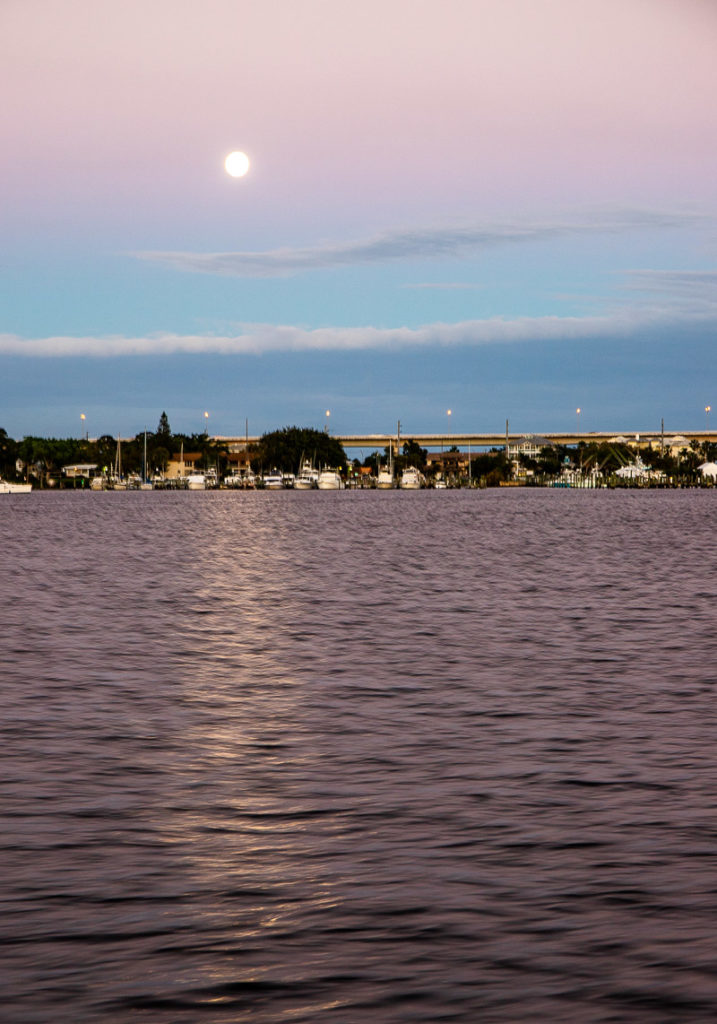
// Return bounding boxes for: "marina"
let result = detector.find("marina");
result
[6,418,716,493]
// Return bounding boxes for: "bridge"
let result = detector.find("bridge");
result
[214,429,717,453]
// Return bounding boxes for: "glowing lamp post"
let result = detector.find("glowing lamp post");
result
[325,409,330,433]
[576,407,581,436]
[80,413,86,440]
[204,411,209,435]
[442,408,451,455]
[706,405,711,431]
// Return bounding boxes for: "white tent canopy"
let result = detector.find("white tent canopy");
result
[698,462,717,478]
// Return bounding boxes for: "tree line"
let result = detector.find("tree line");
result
[1,417,714,486]
[0,413,227,484]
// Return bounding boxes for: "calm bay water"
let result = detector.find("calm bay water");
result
[2,488,717,1023]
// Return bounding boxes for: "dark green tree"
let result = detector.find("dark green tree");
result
[401,439,427,469]
[470,450,511,485]
[152,446,170,473]
[157,411,171,440]
[0,429,19,478]
[250,426,346,473]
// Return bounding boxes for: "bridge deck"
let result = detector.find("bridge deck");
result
[214,430,717,451]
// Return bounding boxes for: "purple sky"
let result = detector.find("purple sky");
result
[2,0,716,438]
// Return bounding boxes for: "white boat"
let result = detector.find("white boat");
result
[294,459,319,489]
[377,443,396,488]
[186,473,206,490]
[262,472,285,489]
[317,469,344,490]
[224,471,256,488]
[377,466,395,489]
[0,478,32,493]
[400,466,425,489]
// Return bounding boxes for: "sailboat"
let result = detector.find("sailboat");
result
[139,430,153,489]
[111,435,128,489]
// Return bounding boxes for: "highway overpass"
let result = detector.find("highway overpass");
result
[215,430,717,452]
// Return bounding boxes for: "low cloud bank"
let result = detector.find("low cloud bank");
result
[1,303,713,359]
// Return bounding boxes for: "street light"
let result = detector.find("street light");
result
[80,413,86,440]
[706,405,711,430]
[325,409,330,433]
[445,409,452,454]
[576,407,581,435]
[204,411,209,435]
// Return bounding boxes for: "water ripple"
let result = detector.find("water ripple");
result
[2,489,717,1021]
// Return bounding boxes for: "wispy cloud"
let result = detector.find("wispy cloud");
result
[624,269,717,298]
[2,297,714,359]
[135,208,708,279]
[402,282,487,290]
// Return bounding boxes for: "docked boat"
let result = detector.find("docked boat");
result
[186,473,206,490]
[294,459,319,489]
[109,435,127,488]
[400,466,425,489]
[377,443,396,488]
[138,431,154,489]
[262,471,285,489]
[0,478,32,493]
[317,469,344,490]
[224,471,256,488]
[377,466,395,489]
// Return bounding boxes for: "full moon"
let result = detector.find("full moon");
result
[224,151,250,178]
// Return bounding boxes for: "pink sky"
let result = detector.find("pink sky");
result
[1,1,716,435]
[4,0,716,245]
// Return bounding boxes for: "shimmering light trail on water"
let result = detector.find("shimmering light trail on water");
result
[2,490,717,1022]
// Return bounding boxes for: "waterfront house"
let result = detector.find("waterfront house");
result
[165,452,202,479]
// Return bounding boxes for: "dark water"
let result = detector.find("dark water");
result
[3,489,717,1023]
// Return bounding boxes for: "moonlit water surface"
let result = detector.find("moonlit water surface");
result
[3,489,717,1023]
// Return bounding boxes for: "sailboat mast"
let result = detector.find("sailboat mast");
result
[115,434,122,480]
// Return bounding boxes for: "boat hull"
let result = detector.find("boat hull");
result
[0,481,32,493]
[317,471,343,490]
